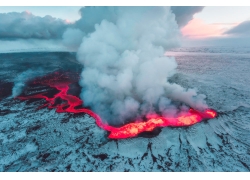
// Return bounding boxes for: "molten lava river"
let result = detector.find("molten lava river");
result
[18,71,217,139]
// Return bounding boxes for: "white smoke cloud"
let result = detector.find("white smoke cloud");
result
[76,7,208,125]
[11,69,45,98]
[62,28,85,50]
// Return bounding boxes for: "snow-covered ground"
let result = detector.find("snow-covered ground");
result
[0,47,250,171]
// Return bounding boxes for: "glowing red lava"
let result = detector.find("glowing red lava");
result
[108,108,216,139]
[18,72,217,139]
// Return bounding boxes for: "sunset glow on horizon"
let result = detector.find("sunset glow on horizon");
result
[181,18,239,39]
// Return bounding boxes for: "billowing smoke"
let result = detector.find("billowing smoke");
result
[76,7,208,125]
[62,28,85,50]
[11,69,45,98]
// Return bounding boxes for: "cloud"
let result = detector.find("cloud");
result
[62,28,85,50]
[0,11,70,39]
[75,7,118,34]
[224,20,250,37]
[170,6,204,27]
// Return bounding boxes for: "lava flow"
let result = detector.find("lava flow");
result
[18,71,217,139]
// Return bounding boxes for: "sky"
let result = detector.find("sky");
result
[0,5,250,52]
[181,7,250,38]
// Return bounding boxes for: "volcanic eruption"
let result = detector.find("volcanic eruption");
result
[76,7,210,124]
[17,7,217,139]
[17,71,216,139]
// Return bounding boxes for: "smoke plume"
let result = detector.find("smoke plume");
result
[62,28,85,50]
[76,7,208,126]
[11,69,45,98]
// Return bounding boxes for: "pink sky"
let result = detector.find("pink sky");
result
[181,18,239,39]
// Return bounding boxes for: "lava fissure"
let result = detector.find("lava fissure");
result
[18,72,217,139]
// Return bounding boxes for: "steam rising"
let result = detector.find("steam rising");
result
[12,69,45,98]
[76,7,208,125]
[62,28,84,50]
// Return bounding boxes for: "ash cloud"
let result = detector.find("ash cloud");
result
[0,11,69,39]
[170,6,204,27]
[76,7,208,125]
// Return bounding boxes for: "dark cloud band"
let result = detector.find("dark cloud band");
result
[170,6,204,27]
[224,20,250,37]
